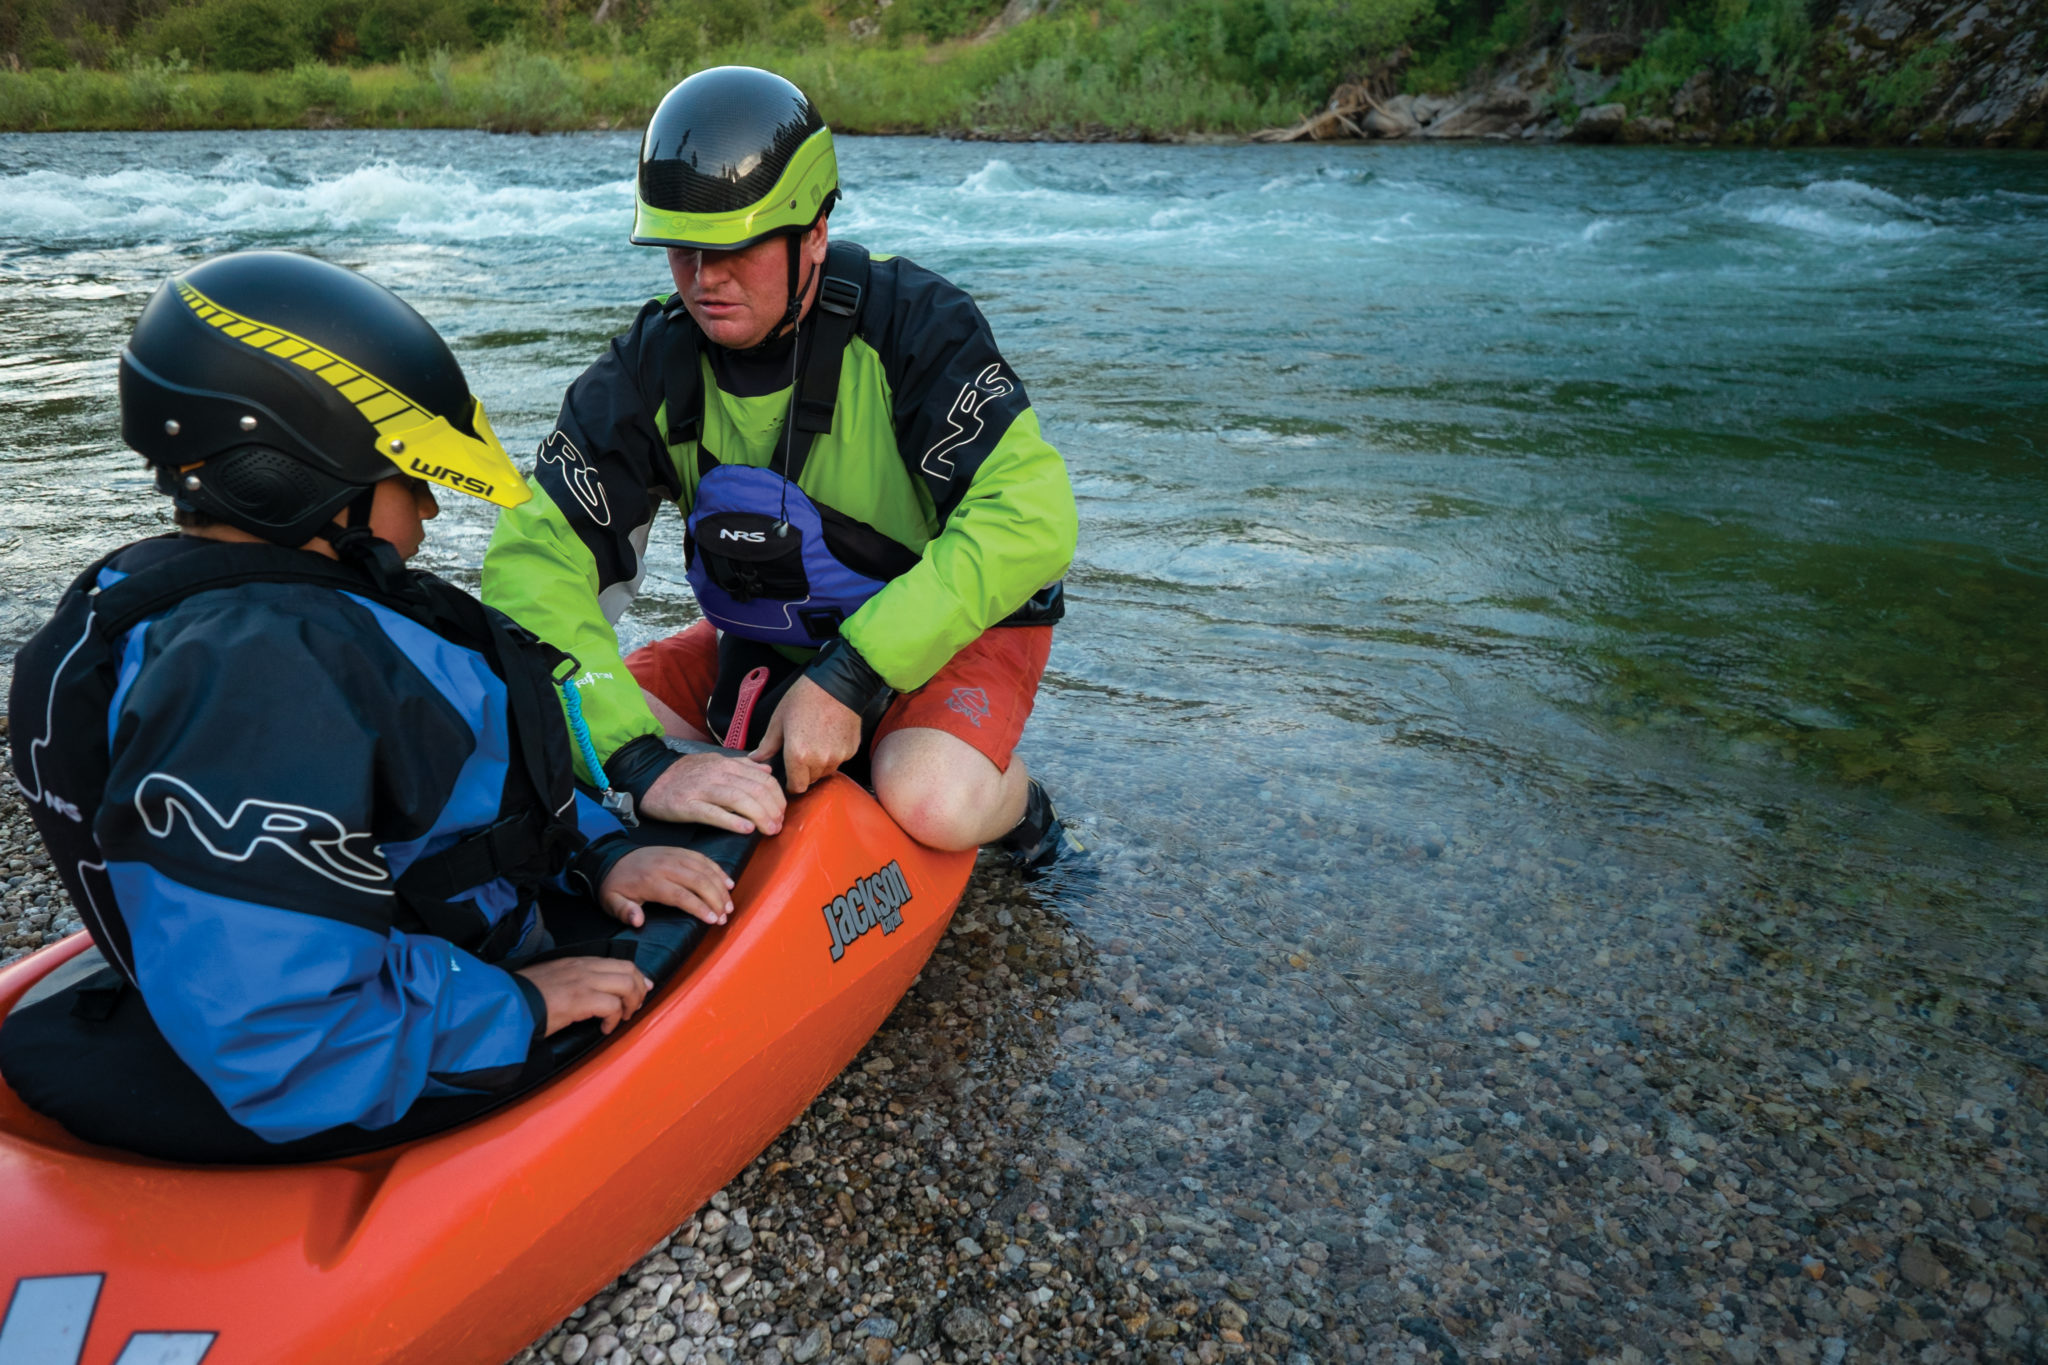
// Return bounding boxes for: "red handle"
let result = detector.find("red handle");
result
[725,667,771,750]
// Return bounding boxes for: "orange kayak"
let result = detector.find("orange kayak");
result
[0,774,972,1365]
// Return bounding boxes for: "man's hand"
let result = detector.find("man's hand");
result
[515,958,654,1036]
[599,844,735,927]
[639,750,786,834]
[751,676,862,794]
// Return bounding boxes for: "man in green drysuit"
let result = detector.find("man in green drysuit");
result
[481,65,1079,870]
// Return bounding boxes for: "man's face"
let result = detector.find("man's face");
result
[669,219,828,350]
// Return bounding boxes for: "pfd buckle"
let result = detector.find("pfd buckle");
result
[819,276,862,318]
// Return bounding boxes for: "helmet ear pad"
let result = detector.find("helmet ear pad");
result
[160,445,373,548]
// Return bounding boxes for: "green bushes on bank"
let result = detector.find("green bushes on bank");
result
[1,0,1446,136]
[1605,0,1815,111]
[2,0,1436,128]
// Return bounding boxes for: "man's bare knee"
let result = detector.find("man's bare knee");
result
[872,728,1021,851]
[874,759,986,851]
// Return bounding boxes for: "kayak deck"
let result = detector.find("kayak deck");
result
[0,775,973,1365]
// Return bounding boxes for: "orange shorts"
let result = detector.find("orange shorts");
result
[624,622,1051,774]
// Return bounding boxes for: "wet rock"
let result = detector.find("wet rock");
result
[1671,70,1716,121]
[1567,103,1628,141]
[1364,106,1419,138]
[1898,1239,1947,1290]
[941,1306,991,1345]
[1427,80,1540,137]
[788,1325,828,1363]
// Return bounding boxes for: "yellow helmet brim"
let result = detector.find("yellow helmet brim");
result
[377,399,531,510]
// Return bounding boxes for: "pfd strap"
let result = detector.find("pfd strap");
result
[661,299,704,448]
[783,242,871,488]
[398,812,554,902]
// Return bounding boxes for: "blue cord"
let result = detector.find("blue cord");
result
[558,675,609,788]
[560,670,637,826]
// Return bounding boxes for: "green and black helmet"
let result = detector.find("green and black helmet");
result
[120,250,527,549]
[632,66,840,251]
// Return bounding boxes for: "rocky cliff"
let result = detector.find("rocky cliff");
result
[1261,0,2045,147]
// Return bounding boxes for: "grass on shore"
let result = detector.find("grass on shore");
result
[0,17,1325,138]
[0,41,1303,138]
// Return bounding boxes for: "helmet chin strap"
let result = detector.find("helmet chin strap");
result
[317,484,407,591]
[767,230,820,346]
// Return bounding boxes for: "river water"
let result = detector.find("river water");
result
[3,133,2046,1358]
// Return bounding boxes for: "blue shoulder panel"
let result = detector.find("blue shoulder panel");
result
[341,594,525,923]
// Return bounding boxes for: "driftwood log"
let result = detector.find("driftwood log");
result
[1251,82,1382,143]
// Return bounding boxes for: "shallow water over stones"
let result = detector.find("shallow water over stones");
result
[2,133,2045,1361]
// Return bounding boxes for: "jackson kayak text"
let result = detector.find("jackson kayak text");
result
[824,862,911,961]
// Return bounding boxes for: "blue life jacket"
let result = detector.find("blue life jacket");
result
[672,243,918,649]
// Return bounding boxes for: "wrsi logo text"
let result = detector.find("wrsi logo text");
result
[823,861,911,962]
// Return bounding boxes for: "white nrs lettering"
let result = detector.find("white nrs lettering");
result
[35,787,81,823]
[823,860,911,962]
[535,430,611,526]
[921,364,1016,481]
[718,528,767,544]
[134,772,392,895]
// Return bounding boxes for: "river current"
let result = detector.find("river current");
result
[3,134,2045,1356]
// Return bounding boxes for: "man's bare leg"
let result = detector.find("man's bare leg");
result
[644,688,713,743]
[871,725,1031,852]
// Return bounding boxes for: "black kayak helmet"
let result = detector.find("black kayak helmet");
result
[632,66,839,252]
[633,66,841,343]
[120,250,528,550]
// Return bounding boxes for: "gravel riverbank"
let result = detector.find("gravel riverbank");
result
[3,737,2043,1363]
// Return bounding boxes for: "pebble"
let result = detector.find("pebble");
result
[940,1305,991,1345]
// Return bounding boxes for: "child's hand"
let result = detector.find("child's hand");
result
[598,845,736,927]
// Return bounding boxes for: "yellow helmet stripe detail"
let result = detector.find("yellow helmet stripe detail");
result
[173,280,440,442]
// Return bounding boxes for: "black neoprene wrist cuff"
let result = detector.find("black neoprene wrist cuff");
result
[570,830,638,896]
[605,732,682,804]
[805,637,894,720]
